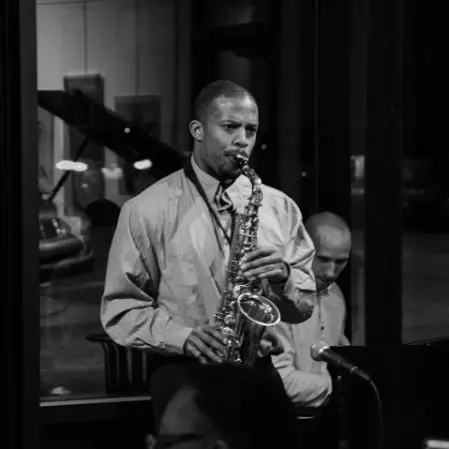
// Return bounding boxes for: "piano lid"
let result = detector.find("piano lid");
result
[38,89,188,174]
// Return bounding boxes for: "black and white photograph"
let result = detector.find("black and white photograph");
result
[2,1,449,449]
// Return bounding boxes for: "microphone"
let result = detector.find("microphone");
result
[310,341,372,382]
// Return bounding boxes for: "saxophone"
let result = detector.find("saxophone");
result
[214,151,281,366]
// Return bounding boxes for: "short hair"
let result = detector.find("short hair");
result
[181,362,299,449]
[193,80,255,123]
[305,211,351,243]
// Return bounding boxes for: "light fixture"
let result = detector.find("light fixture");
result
[133,159,152,170]
[55,160,88,172]
[101,165,123,180]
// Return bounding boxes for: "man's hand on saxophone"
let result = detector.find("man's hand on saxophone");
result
[183,325,227,364]
[184,325,283,363]
[257,328,284,358]
[239,246,290,285]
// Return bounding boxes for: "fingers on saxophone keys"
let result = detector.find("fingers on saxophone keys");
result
[188,344,208,364]
[191,337,223,363]
[238,266,256,280]
[206,328,228,346]
[206,348,224,364]
[258,268,282,279]
[200,338,225,363]
[207,340,227,362]
[186,342,202,361]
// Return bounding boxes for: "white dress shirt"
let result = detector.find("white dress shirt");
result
[272,282,349,409]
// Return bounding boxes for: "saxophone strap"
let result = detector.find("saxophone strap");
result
[183,157,234,250]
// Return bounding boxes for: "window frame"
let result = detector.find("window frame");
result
[2,0,40,447]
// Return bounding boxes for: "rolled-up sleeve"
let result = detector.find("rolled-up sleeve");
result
[270,200,317,323]
[285,217,316,292]
[101,201,193,354]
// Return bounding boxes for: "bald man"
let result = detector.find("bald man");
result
[272,211,351,412]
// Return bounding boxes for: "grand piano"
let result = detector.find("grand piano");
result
[38,89,188,197]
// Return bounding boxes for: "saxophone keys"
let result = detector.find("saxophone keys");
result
[222,326,235,336]
[224,315,236,326]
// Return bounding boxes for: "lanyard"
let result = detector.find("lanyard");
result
[183,158,234,251]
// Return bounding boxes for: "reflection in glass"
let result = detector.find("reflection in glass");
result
[350,155,365,345]
[37,0,188,400]
[349,153,449,345]
[402,158,449,343]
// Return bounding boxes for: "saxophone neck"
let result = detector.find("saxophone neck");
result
[241,165,262,190]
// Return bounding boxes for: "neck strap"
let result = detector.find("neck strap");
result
[183,157,233,248]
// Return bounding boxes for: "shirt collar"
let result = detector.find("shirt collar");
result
[191,155,221,206]
[317,283,333,299]
[190,155,253,212]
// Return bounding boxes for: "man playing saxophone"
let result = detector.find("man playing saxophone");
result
[101,79,316,426]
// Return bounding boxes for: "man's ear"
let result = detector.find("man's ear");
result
[189,120,204,141]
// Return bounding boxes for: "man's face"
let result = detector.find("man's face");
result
[193,95,259,181]
[156,388,219,449]
[311,226,351,292]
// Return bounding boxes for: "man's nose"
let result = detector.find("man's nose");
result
[233,128,250,147]
[323,262,336,278]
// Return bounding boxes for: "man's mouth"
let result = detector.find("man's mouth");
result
[224,154,242,167]
[317,278,330,288]
[225,149,248,157]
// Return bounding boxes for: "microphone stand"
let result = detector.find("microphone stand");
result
[367,378,384,449]
[334,374,349,447]
[337,368,384,449]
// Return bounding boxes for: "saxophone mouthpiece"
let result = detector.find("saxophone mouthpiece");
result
[227,150,249,169]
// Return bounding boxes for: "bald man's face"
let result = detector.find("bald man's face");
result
[311,226,351,292]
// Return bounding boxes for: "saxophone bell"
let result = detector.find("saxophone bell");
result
[217,292,280,365]
[236,293,281,365]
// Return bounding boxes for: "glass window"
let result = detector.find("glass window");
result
[401,2,449,344]
[347,0,449,346]
[349,0,368,345]
[38,0,190,400]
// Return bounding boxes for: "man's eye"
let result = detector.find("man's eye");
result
[223,124,237,130]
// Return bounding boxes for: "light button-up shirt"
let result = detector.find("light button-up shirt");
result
[272,282,349,409]
[101,157,316,355]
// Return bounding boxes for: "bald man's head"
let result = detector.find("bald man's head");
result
[305,212,351,292]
